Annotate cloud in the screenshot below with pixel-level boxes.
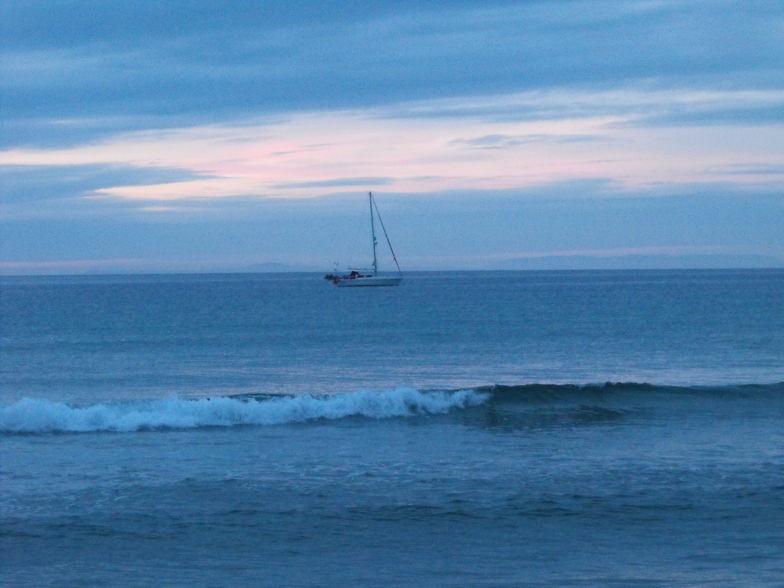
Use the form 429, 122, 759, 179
388, 88, 784, 128
0, 164, 198, 205
272, 177, 393, 189
707, 164, 784, 176
4, 87, 782, 209
451, 133, 599, 149
2, 84, 782, 218
2, 0, 782, 146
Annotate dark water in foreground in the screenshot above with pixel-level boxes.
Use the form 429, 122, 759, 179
1, 270, 783, 586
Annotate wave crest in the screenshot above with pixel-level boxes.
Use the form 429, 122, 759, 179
478, 381, 784, 402
0, 388, 489, 434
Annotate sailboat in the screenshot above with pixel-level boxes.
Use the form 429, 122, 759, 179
325, 192, 403, 287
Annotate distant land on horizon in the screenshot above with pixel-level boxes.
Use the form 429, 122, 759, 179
2, 254, 783, 276
495, 253, 784, 271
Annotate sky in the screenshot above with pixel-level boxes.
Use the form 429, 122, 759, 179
1, 0, 783, 273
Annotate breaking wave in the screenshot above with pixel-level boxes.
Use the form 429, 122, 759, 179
0, 388, 489, 434
3, 382, 781, 435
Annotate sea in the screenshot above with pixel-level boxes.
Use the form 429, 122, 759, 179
1, 269, 782, 587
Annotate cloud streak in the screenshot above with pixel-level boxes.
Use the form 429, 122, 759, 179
3, 88, 782, 205
3, 0, 782, 145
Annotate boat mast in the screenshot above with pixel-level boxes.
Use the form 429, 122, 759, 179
369, 192, 378, 275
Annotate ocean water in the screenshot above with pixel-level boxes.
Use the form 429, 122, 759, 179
1, 269, 783, 587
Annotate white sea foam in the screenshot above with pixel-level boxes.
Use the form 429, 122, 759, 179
0, 388, 489, 434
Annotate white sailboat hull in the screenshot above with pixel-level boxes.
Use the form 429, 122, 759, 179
334, 276, 403, 287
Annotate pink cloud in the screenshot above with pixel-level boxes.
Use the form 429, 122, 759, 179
2, 90, 783, 202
